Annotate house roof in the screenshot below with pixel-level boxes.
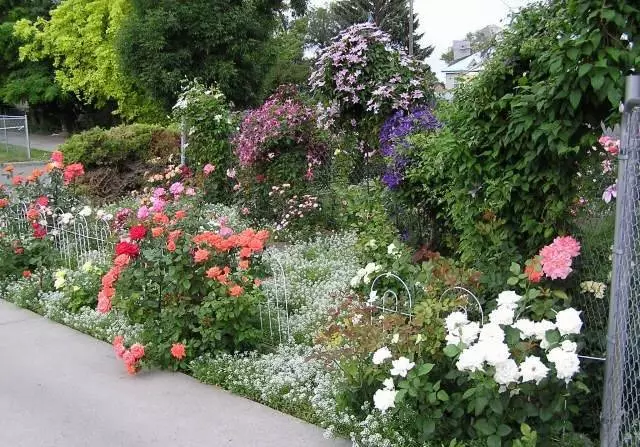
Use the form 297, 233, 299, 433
443, 51, 485, 74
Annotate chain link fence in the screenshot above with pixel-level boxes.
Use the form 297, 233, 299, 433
0, 115, 31, 160
601, 75, 640, 446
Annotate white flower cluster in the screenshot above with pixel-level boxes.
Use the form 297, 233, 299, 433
262, 232, 360, 341
580, 281, 607, 299
371, 347, 415, 413
446, 291, 583, 388
350, 262, 383, 288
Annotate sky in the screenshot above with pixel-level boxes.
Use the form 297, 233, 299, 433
310, 0, 534, 80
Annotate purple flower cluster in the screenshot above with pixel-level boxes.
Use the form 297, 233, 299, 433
379, 107, 442, 189
309, 23, 431, 118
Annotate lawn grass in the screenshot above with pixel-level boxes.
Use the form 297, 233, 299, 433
0, 144, 50, 163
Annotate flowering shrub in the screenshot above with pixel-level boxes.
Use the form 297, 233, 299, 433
309, 23, 435, 149
97, 187, 270, 371
172, 81, 236, 203
232, 85, 330, 221
379, 107, 442, 189
360, 236, 588, 445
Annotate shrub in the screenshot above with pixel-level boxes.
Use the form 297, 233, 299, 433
440, 1, 639, 266
172, 81, 236, 203
309, 22, 436, 147
232, 85, 331, 223
60, 124, 180, 200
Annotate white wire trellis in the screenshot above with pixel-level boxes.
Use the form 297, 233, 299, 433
259, 252, 291, 345
368, 272, 414, 319
0, 204, 113, 267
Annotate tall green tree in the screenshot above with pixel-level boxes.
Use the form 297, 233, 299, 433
440, 25, 499, 64
14, 0, 162, 122
328, 0, 432, 59
116, 0, 307, 111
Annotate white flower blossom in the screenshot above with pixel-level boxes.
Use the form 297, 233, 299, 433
391, 333, 399, 344
390, 357, 415, 377
560, 340, 577, 353
456, 343, 486, 372
497, 290, 522, 308
533, 320, 556, 348
479, 322, 505, 343
78, 206, 92, 217
494, 359, 520, 386
488, 305, 515, 325
372, 347, 393, 365
555, 308, 583, 336
373, 388, 397, 413
445, 311, 468, 334
483, 341, 512, 366
513, 318, 537, 339
519, 356, 549, 384
382, 378, 394, 390
547, 347, 580, 383
460, 322, 480, 345
387, 243, 398, 255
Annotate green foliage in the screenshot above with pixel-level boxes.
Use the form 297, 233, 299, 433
13, 0, 162, 121
60, 124, 179, 200
172, 81, 236, 203
435, 0, 639, 268
115, 0, 290, 110
440, 25, 499, 64
62, 124, 179, 168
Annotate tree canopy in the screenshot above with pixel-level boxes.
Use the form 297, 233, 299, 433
116, 0, 305, 110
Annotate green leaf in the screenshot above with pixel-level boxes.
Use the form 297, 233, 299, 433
418, 363, 435, 376
462, 387, 476, 399
475, 396, 489, 416
437, 390, 449, 402
474, 418, 496, 436
569, 90, 581, 109
497, 424, 512, 437
489, 398, 504, 415
578, 63, 592, 77
591, 74, 605, 90
509, 262, 521, 275
507, 276, 519, 286
443, 344, 460, 358
487, 435, 502, 447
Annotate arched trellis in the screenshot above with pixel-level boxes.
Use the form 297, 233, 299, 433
439, 286, 485, 325
368, 272, 414, 319
259, 251, 291, 345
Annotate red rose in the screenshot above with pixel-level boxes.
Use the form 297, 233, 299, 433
115, 241, 140, 258
129, 225, 147, 241
63, 163, 85, 185
35, 196, 49, 207
32, 222, 47, 239
22, 270, 32, 278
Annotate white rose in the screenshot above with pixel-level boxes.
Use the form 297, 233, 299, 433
387, 243, 398, 255
445, 311, 469, 334
555, 308, 583, 336
533, 320, 556, 348
480, 341, 511, 366
488, 305, 515, 326
513, 319, 536, 339
494, 359, 520, 386
497, 290, 522, 307
479, 322, 505, 343
460, 322, 480, 345
547, 347, 580, 383
382, 378, 395, 390
560, 340, 577, 353
519, 355, 549, 384
456, 343, 486, 372
390, 357, 415, 377
373, 388, 397, 413
372, 347, 392, 365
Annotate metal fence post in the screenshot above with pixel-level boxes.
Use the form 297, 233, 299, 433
24, 114, 31, 160
2, 116, 7, 153
180, 117, 186, 166
601, 74, 640, 447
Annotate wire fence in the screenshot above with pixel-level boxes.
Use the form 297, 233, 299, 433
0, 115, 31, 160
601, 75, 640, 447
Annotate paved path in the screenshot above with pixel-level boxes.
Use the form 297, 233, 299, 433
2, 132, 67, 152
0, 161, 47, 186
0, 300, 349, 447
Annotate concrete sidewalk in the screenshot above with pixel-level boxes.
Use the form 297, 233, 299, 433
0, 300, 349, 447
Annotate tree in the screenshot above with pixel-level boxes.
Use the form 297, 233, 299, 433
440, 25, 499, 64
329, 0, 432, 59
116, 0, 307, 111
305, 6, 341, 48
13, 0, 161, 121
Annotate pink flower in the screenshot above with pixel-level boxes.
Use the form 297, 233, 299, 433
219, 226, 233, 237
226, 168, 236, 179
185, 187, 196, 196
171, 343, 186, 360
241, 207, 250, 215
97, 296, 112, 313
130, 343, 145, 360
137, 206, 150, 220
122, 350, 136, 367
203, 164, 216, 175
151, 197, 166, 213
603, 184, 617, 203
153, 187, 166, 197
538, 235, 581, 280
112, 336, 125, 358
552, 236, 581, 258
169, 182, 184, 195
